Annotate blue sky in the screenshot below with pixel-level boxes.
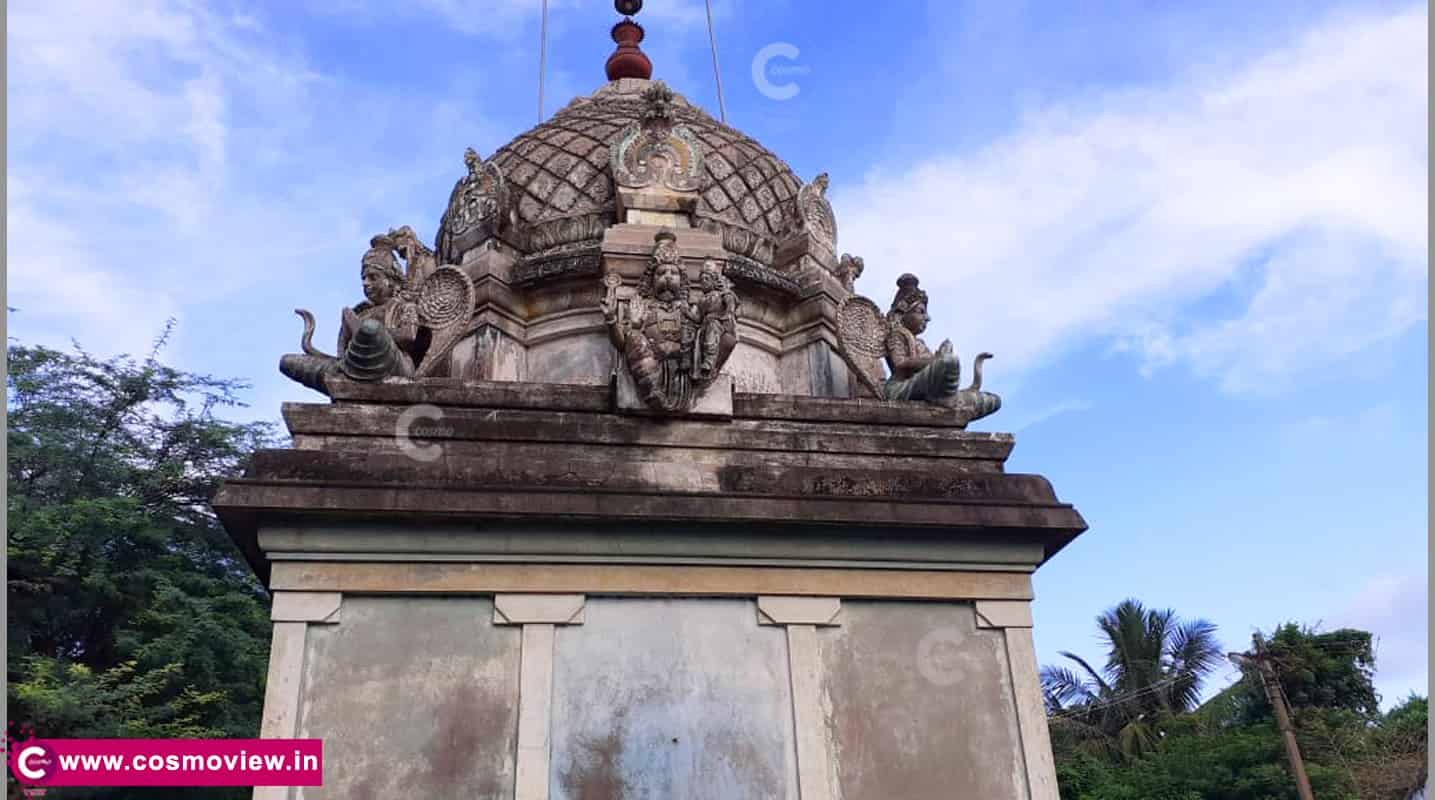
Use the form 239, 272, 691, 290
8, 1, 1428, 706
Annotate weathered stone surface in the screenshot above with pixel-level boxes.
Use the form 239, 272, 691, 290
820, 601, 1027, 799
295, 596, 520, 799
217, 383, 1085, 587
548, 599, 799, 799
524, 333, 611, 386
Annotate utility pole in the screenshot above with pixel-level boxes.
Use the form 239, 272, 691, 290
1240, 634, 1316, 800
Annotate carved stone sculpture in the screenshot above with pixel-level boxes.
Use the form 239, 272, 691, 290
835, 253, 864, 292
834, 273, 1001, 425
389, 224, 439, 289
281, 230, 475, 394
693, 259, 738, 380
610, 81, 705, 193
602, 231, 736, 412
437, 147, 515, 263
785, 172, 837, 253
882, 273, 960, 403
338, 233, 423, 370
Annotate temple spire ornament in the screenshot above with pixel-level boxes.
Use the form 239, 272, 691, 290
606, 0, 652, 81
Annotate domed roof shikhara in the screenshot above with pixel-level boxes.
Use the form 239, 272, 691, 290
277, 0, 1000, 426
499, 80, 801, 242
436, 79, 807, 268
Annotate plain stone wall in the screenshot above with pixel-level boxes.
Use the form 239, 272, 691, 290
549, 598, 800, 799
821, 601, 1028, 799
284, 595, 1036, 799
524, 332, 613, 386
295, 597, 520, 799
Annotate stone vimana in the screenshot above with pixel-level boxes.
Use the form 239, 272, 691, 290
277, 19, 998, 422
220, 2, 1085, 797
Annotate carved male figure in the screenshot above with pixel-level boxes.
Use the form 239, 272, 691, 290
882, 273, 961, 403
603, 231, 697, 411
341, 234, 422, 374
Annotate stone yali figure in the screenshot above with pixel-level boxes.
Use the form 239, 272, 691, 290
692, 259, 738, 381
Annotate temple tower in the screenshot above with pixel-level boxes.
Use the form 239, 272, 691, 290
218, 6, 1086, 798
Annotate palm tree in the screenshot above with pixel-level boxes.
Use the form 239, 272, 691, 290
1042, 599, 1222, 758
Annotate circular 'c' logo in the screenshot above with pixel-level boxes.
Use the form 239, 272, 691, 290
13, 742, 57, 785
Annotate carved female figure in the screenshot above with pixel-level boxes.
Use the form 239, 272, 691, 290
692, 259, 738, 380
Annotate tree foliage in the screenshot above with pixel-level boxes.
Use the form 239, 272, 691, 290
7, 334, 276, 797
1049, 611, 1428, 800
1237, 624, 1379, 720
1042, 599, 1223, 759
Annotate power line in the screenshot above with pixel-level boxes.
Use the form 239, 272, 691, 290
1048, 674, 1188, 720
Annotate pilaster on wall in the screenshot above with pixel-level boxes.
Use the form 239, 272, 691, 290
492, 594, 587, 800
255, 592, 342, 800
975, 600, 1058, 800
758, 596, 842, 800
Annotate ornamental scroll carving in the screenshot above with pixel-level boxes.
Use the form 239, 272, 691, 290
601, 230, 738, 413
786, 172, 837, 253
610, 81, 705, 193
437, 147, 515, 262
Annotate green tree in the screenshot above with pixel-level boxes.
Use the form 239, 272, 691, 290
1042, 599, 1223, 758
7, 333, 275, 798
1236, 624, 1378, 720
1049, 614, 1426, 800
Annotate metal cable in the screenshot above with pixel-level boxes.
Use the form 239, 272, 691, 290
538, 0, 550, 121
704, 0, 728, 123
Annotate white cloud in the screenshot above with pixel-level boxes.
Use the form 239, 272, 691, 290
6, 0, 501, 359
1331, 573, 1429, 707
833, 5, 1427, 395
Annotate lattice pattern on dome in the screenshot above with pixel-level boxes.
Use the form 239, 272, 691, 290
489, 91, 803, 248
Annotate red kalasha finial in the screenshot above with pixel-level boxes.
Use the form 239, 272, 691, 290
606, 19, 652, 80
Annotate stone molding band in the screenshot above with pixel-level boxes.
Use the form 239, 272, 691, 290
269, 562, 1034, 601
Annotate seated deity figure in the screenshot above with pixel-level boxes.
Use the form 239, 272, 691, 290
882, 273, 962, 403
339, 234, 423, 374
692, 259, 738, 380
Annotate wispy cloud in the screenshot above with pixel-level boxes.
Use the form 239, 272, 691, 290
6, 0, 502, 360
1331, 572, 1429, 707
1007, 399, 1093, 433
834, 5, 1427, 395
